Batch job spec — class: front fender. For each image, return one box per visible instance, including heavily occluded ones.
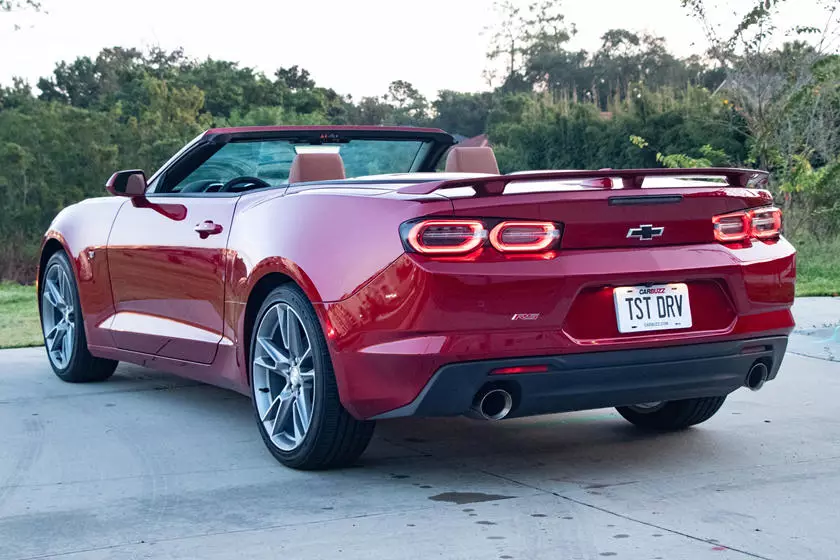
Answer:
[38,197,126,347]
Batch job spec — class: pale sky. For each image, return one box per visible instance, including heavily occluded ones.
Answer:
[0,0,832,99]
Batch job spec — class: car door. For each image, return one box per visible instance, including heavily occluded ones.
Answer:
[103,140,275,364]
[106,195,237,364]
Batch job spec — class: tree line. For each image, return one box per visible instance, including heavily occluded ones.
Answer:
[0,0,838,281]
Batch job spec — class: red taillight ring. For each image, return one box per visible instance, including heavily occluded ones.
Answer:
[712,206,782,243]
[749,207,782,239]
[489,221,560,252]
[712,211,750,243]
[407,220,487,254]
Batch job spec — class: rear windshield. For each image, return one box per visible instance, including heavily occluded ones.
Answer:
[163,139,432,193]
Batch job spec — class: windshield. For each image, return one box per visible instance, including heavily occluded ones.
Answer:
[167,138,432,193]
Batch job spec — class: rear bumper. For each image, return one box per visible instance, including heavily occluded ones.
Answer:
[371,336,788,419]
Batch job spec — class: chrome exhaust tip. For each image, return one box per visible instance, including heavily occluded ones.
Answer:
[745,362,769,391]
[471,388,513,421]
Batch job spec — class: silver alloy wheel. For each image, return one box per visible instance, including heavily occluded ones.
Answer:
[41,264,76,369]
[627,401,665,413]
[253,303,316,451]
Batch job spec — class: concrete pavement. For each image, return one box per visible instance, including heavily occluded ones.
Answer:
[1,298,839,559]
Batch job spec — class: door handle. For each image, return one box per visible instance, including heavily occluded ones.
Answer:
[194,220,223,239]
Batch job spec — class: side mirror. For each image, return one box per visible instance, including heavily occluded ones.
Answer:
[105,170,147,197]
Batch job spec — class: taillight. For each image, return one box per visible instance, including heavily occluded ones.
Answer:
[713,207,782,243]
[489,221,560,252]
[406,220,487,254]
[713,212,750,242]
[750,207,782,239]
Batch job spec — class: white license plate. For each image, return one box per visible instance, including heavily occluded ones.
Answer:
[613,284,692,333]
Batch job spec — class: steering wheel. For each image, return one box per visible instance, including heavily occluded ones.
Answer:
[219,176,272,193]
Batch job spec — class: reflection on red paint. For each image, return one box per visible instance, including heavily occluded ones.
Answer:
[132,197,188,221]
[502,250,559,261]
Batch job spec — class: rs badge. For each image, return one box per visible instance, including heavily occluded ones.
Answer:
[511,313,540,321]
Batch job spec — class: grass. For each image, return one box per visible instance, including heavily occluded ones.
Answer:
[0,283,42,349]
[0,237,837,350]
[793,237,840,297]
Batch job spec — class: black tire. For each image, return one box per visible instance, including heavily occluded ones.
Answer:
[40,251,118,383]
[249,284,375,470]
[616,396,726,431]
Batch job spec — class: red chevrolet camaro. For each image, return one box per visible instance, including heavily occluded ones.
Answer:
[38,126,795,469]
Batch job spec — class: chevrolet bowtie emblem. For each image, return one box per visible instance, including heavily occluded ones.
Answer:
[627,225,664,240]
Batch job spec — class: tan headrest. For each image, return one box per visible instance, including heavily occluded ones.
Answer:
[288,153,346,184]
[444,147,500,175]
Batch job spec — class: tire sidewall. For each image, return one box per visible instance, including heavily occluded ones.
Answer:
[249,285,331,466]
[41,252,85,379]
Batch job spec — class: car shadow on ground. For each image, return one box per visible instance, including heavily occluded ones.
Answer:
[103,363,742,486]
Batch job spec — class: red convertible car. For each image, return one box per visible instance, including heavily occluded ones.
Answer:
[38,125,795,469]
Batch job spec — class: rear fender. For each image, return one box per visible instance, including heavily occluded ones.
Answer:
[225,190,454,396]
[224,257,324,391]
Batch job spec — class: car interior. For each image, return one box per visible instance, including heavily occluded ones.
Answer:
[443,146,500,175]
[286,146,500,184]
[288,152,347,183]
[167,145,503,194]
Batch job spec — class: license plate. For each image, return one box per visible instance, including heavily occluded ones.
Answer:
[613,284,692,333]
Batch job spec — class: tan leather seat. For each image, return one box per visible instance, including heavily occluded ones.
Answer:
[444,147,500,175]
[288,153,346,184]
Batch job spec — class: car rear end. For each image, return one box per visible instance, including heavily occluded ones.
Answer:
[323,169,795,421]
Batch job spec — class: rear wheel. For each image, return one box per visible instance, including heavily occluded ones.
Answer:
[616,396,726,431]
[249,284,375,470]
[40,251,118,382]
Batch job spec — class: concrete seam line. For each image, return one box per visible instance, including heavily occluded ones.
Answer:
[557,494,774,560]
[478,468,773,560]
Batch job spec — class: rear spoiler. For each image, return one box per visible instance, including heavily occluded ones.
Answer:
[397,167,769,196]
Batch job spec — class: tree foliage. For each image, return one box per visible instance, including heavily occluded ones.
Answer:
[675,0,840,237]
[0,2,838,280]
